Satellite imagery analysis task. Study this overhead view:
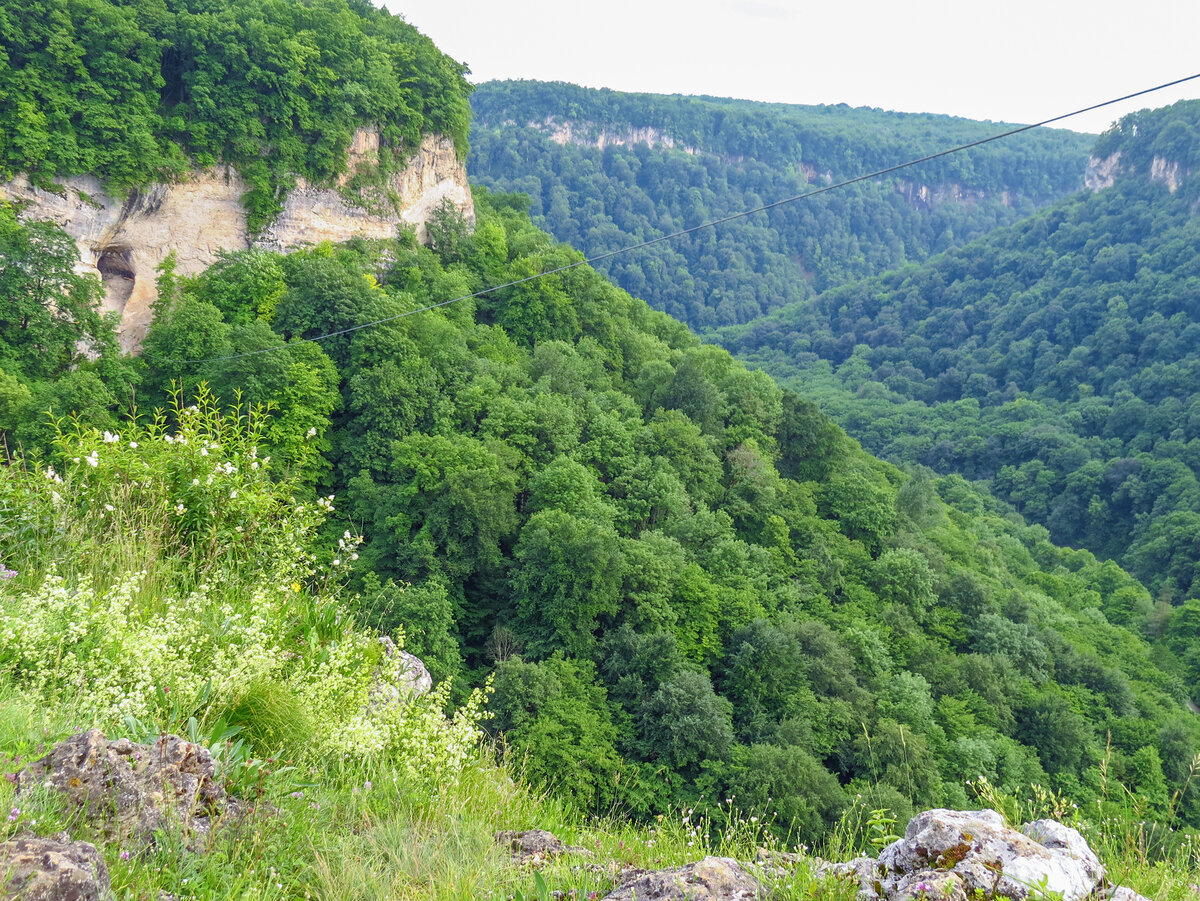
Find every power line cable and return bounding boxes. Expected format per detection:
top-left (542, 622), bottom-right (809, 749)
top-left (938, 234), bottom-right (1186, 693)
top-left (150, 72), bottom-right (1200, 366)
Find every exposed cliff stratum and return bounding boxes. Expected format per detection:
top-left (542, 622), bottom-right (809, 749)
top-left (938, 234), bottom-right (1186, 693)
top-left (1, 132), bottom-right (473, 351)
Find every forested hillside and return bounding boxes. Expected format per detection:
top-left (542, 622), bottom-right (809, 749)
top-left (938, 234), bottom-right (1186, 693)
top-left (6, 181), bottom-right (1199, 836)
top-left (0, 0), bottom-right (470, 228)
top-left (468, 80), bottom-right (1092, 328)
top-left (721, 100), bottom-right (1200, 665)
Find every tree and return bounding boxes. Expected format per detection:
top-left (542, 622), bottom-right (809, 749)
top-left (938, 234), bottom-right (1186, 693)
top-left (511, 509), bottom-right (625, 657)
top-left (0, 206), bottom-right (108, 380)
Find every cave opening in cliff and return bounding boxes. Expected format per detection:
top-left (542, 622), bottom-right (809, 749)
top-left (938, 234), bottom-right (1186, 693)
top-left (96, 247), bottom-right (136, 312)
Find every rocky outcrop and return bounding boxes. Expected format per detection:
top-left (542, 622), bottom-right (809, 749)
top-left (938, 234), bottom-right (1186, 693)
top-left (893, 179), bottom-right (1001, 210)
top-left (603, 856), bottom-right (762, 901)
top-left (875, 809), bottom-right (1103, 901)
top-left (0, 132), bottom-right (473, 351)
top-left (1085, 152), bottom-right (1122, 191)
top-left (16, 730), bottom-right (237, 848)
top-left (0, 834), bottom-right (112, 901)
top-left (539, 119), bottom-right (700, 156)
top-left (494, 829), bottom-right (590, 865)
top-left (1085, 150), bottom-right (1191, 194)
top-left (615, 809), bottom-right (1149, 901)
top-left (371, 638), bottom-right (433, 704)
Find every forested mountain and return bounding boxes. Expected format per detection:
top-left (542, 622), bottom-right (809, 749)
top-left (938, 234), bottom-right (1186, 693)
top-left (3, 3), bottom-right (1200, 849)
top-left (721, 100), bottom-right (1200, 656)
top-left (468, 80), bottom-right (1092, 328)
top-left (0, 0), bottom-right (470, 229)
top-left (7, 182), bottom-right (1199, 836)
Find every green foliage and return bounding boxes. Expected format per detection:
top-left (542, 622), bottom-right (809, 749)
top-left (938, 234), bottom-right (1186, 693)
top-left (468, 80), bottom-right (1091, 328)
top-left (719, 105), bottom-right (1200, 609)
top-left (0, 0), bottom-right (471, 228)
top-left (15, 177), bottom-right (1200, 844)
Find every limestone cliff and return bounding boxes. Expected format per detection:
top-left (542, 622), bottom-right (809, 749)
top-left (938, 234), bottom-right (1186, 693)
top-left (0, 132), bottom-right (473, 351)
top-left (1085, 150), bottom-right (1192, 194)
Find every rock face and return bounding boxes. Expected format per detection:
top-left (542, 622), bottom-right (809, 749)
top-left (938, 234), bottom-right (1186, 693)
top-left (0, 132), bottom-right (473, 351)
top-left (871, 809), bottom-right (1104, 901)
top-left (0, 834), bottom-right (112, 901)
top-left (494, 829), bottom-right (588, 865)
top-left (16, 730), bottom-right (235, 848)
top-left (603, 857), bottom-right (762, 901)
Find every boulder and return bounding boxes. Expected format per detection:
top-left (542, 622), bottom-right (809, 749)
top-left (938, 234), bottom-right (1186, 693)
top-left (16, 730), bottom-right (235, 848)
top-left (602, 856), bottom-right (763, 901)
top-left (876, 809), bottom-right (1103, 901)
top-left (372, 637), bottom-right (433, 705)
top-left (494, 829), bottom-right (590, 865)
top-left (0, 834), bottom-right (111, 901)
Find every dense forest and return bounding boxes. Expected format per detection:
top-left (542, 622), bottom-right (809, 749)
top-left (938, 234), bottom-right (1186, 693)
top-left (5, 184), bottom-right (1200, 837)
top-left (721, 101), bottom-right (1200, 624)
top-left (468, 80), bottom-right (1092, 328)
top-left (0, 0), bottom-right (471, 229)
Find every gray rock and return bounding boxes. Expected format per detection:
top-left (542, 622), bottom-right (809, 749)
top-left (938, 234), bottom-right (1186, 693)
top-left (372, 637), bottom-right (433, 704)
top-left (1105, 887), bottom-right (1152, 901)
top-left (877, 809), bottom-right (1104, 901)
top-left (494, 829), bottom-right (590, 864)
top-left (0, 834), bottom-right (111, 901)
top-left (602, 856), bottom-right (764, 901)
top-left (811, 856), bottom-right (882, 901)
top-left (16, 730), bottom-right (235, 848)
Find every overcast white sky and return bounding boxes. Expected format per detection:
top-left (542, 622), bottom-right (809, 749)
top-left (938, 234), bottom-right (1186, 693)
top-left (382, 0), bottom-right (1200, 135)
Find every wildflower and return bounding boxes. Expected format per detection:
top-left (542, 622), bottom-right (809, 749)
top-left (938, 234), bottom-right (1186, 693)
top-left (192, 478), bottom-right (200, 486)
top-left (104, 504), bottom-right (115, 512)
top-left (0, 569), bottom-right (16, 580)
top-left (128, 441), bottom-right (138, 449)
top-left (363, 781), bottom-right (372, 791)
top-left (230, 490), bottom-right (238, 499)
top-left (306, 427), bottom-right (318, 439)
top-left (6, 808), bottom-right (18, 822)
top-left (103, 431), bottom-right (119, 444)
top-left (912, 882), bottom-right (932, 896)
top-left (120, 850), bottom-right (131, 861)
top-left (85, 451), bottom-right (99, 468)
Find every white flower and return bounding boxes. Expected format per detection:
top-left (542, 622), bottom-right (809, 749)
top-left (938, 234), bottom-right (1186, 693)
top-left (104, 504), bottom-right (115, 512)
top-left (192, 478), bottom-right (200, 486)
top-left (103, 431), bottom-right (119, 444)
top-left (85, 452), bottom-right (99, 468)
top-left (200, 448), bottom-right (209, 457)
top-left (128, 441), bottom-right (138, 449)
top-left (306, 427), bottom-right (318, 439)
top-left (229, 490), bottom-right (238, 499)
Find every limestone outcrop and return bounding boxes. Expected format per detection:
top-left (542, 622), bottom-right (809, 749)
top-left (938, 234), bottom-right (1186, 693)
top-left (0, 834), bottom-right (112, 901)
top-left (16, 730), bottom-right (237, 848)
top-left (0, 132), bottom-right (473, 351)
top-left (602, 856), bottom-right (763, 901)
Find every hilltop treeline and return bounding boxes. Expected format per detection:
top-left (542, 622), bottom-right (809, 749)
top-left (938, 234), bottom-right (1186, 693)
top-left (0, 0), bottom-right (471, 228)
top-left (6, 187), bottom-right (1198, 836)
top-left (468, 80), bottom-right (1091, 328)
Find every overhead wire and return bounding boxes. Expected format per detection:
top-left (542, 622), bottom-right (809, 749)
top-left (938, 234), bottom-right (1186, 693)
top-left (149, 72), bottom-right (1200, 367)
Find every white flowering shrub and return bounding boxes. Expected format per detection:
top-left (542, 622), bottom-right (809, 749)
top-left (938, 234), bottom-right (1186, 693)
top-left (0, 386), bottom-right (488, 788)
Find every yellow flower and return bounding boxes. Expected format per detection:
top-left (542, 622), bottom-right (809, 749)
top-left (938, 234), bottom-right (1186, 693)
top-left (291, 582), bottom-right (302, 593)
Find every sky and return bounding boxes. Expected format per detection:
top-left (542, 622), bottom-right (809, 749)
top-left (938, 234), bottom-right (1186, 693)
top-left (382, 0), bottom-right (1200, 135)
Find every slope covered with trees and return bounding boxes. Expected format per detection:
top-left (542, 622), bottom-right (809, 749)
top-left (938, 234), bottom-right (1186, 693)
top-left (6, 181), bottom-right (1199, 837)
top-left (467, 80), bottom-right (1092, 328)
top-left (721, 100), bottom-right (1200, 666)
top-left (0, 0), bottom-right (471, 228)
